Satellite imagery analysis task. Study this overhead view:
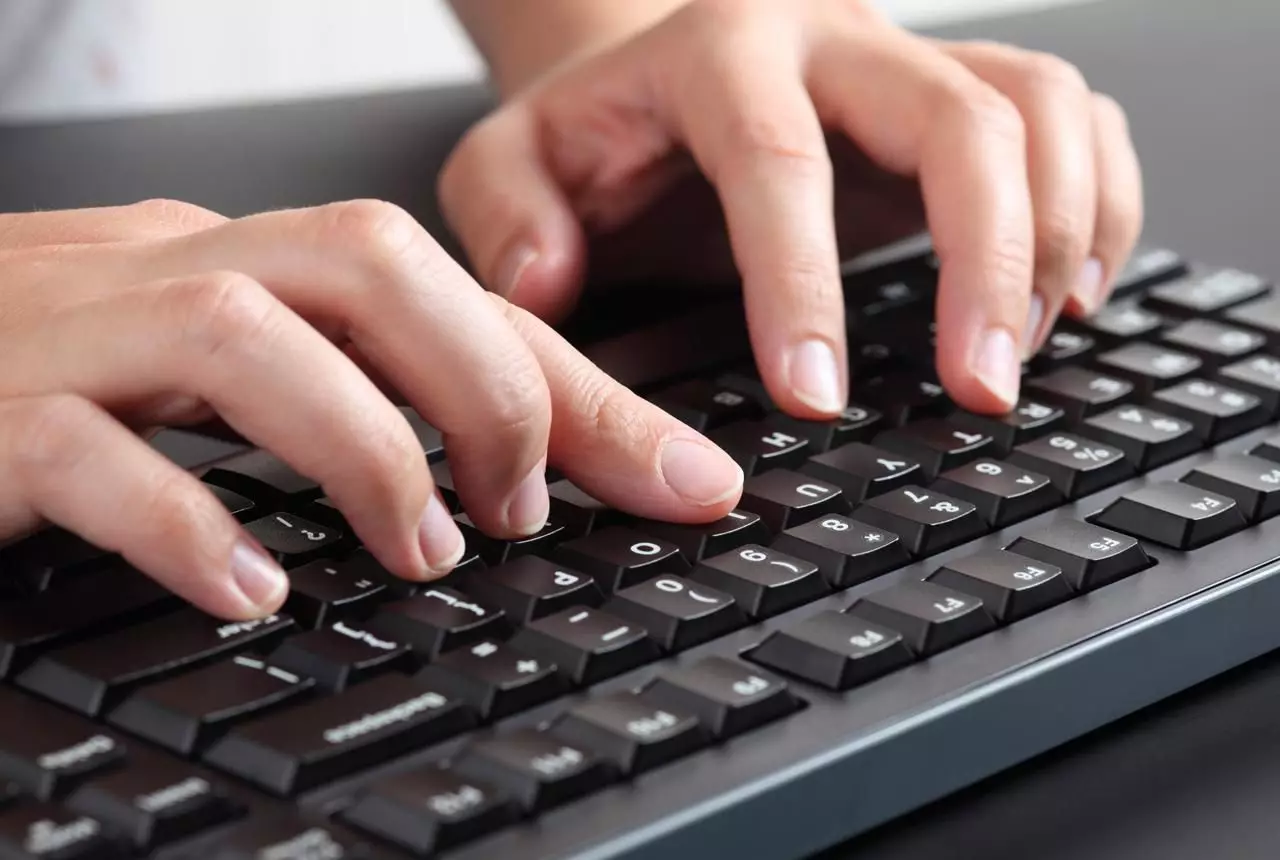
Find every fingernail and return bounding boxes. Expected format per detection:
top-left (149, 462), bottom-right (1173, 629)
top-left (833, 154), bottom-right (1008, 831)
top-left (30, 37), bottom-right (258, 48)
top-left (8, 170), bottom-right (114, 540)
top-left (971, 326), bottom-right (1021, 410)
top-left (418, 492), bottom-right (465, 576)
top-left (496, 243), bottom-right (538, 298)
top-left (1072, 257), bottom-right (1106, 315)
top-left (660, 437), bottom-right (745, 507)
top-left (230, 539), bottom-right (288, 613)
top-left (505, 459), bottom-right (549, 536)
top-left (787, 338), bottom-right (845, 414)
top-left (1022, 292), bottom-right (1046, 360)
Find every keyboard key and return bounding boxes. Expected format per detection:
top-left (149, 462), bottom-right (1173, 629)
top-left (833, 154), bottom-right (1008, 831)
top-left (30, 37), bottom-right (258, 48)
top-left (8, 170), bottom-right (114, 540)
top-left (927, 551), bottom-right (1072, 624)
top-left (1033, 330), bottom-right (1096, 371)
top-left (798, 443), bottom-right (923, 504)
top-left (748, 610), bottom-right (913, 690)
top-left (1095, 343), bottom-right (1202, 397)
top-left (201, 449), bottom-right (319, 503)
top-left (605, 576), bottom-right (745, 651)
top-left (710, 421), bottom-right (811, 475)
top-left (1083, 406), bottom-right (1201, 470)
top-left (0, 688), bottom-right (126, 799)
top-left (630, 510), bottom-right (771, 563)
top-left (18, 609), bottom-right (295, 716)
top-left (1225, 294), bottom-right (1280, 340)
top-left (285, 559), bottom-right (387, 630)
top-left (1091, 484), bottom-right (1246, 550)
top-left (510, 607), bottom-right (660, 685)
top-left (416, 638), bottom-right (565, 720)
top-left (398, 406), bottom-right (446, 463)
top-left (651, 379), bottom-right (765, 432)
top-left (771, 515), bottom-right (911, 587)
top-left (547, 480), bottom-right (619, 538)
top-left (204, 673), bottom-right (475, 795)
top-left (243, 514), bottom-right (343, 568)
top-left (873, 419), bottom-right (995, 479)
top-left (854, 487), bottom-right (986, 556)
top-left (860, 372), bottom-right (951, 426)
top-left (454, 729), bottom-right (617, 813)
top-left (365, 588), bottom-right (505, 660)
top-left (108, 656), bottom-right (314, 755)
top-left (1005, 522), bottom-right (1153, 591)
top-left (1114, 247), bottom-right (1189, 296)
top-left (849, 582), bottom-right (995, 657)
top-left (1161, 319), bottom-right (1266, 365)
top-left (931, 459), bottom-right (1061, 528)
top-left (1153, 378), bottom-right (1270, 442)
top-left (456, 514), bottom-right (568, 566)
top-left (1250, 435), bottom-right (1280, 463)
top-left (0, 804), bottom-right (119, 860)
top-left (341, 765), bottom-right (517, 856)
top-left (950, 399), bottom-right (1066, 456)
top-left (1217, 354), bottom-right (1280, 413)
top-left (0, 529), bottom-right (112, 595)
top-left (554, 528), bottom-right (690, 593)
top-left (207, 484), bottom-right (257, 521)
top-left (464, 557), bottom-right (603, 625)
top-left (765, 403), bottom-right (885, 453)
top-left (1075, 302), bottom-right (1164, 342)
top-left (552, 692), bottom-right (709, 776)
top-left (213, 818), bottom-right (370, 860)
top-left (1024, 367), bottom-right (1134, 422)
top-left (641, 658), bottom-right (799, 739)
top-left (68, 757), bottom-right (239, 850)
top-left (149, 427), bottom-right (248, 470)
top-left (1183, 455), bottom-right (1280, 522)
top-left (270, 622), bottom-right (411, 693)
top-left (691, 545), bottom-right (828, 617)
top-left (1007, 433), bottom-right (1134, 499)
top-left (1148, 268), bottom-right (1268, 315)
top-left (738, 469), bottom-right (849, 532)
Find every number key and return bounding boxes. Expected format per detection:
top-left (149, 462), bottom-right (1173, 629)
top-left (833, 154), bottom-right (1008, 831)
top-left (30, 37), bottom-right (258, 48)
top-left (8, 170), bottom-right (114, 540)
top-left (853, 487), bottom-right (986, 557)
top-left (1083, 406), bottom-right (1201, 470)
top-left (1007, 433), bottom-right (1134, 499)
top-left (605, 577), bottom-right (746, 651)
top-left (509, 607), bottom-right (660, 686)
top-left (931, 459), bottom-right (1061, 527)
top-left (770, 516), bottom-right (911, 588)
top-left (690, 545), bottom-right (829, 617)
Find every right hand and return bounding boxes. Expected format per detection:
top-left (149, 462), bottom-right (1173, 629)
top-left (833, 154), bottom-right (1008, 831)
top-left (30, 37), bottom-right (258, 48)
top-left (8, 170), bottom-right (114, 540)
top-left (0, 199), bottom-right (744, 620)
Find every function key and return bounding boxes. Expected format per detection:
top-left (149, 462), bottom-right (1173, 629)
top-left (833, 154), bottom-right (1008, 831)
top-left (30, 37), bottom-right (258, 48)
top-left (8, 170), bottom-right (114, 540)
top-left (690, 545), bottom-right (829, 618)
top-left (417, 639), bottom-right (566, 721)
top-left (1005, 522), bottom-right (1153, 591)
top-left (928, 551), bottom-right (1072, 624)
top-left (605, 576), bottom-right (745, 651)
top-left (201, 449), bottom-right (319, 505)
top-left (631, 510), bottom-right (771, 563)
top-left (771, 516), bottom-right (911, 588)
top-left (464, 557), bottom-right (602, 624)
top-left (285, 559), bottom-right (387, 630)
top-left (1113, 247), bottom-right (1189, 296)
top-left (213, 818), bottom-right (369, 860)
top-left (399, 406), bottom-right (447, 463)
top-left (1033, 329), bottom-right (1096, 371)
top-left (243, 514), bottom-right (342, 569)
top-left (1025, 366), bottom-right (1134, 423)
top-left (1225, 294), bottom-right (1280, 341)
top-left (1182, 455), bottom-right (1280, 522)
top-left (269, 623), bottom-right (411, 693)
top-left (849, 582), bottom-right (995, 656)
top-left (642, 658), bottom-right (800, 739)
top-left (1074, 302), bottom-right (1164, 342)
top-left (1007, 433), bottom-right (1134, 499)
top-left (748, 610), bottom-right (913, 690)
top-left (854, 487), bottom-right (987, 557)
top-left (454, 729), bottom-right (617, 813)
top-left (860, 372), bottom-right (952, 426)
top-left (547, 480), bottom-right (618, 538)
top-left (1090, 484), bottom-right (1245, 550)
top-left (0, 804), bottom-right (118, 860)
top-left (554, 528), bottom-right (690, 593)
top-left (454, 514), bottom-right (568, 566)
top-left (651, 379), bottom-right (764, 432)
top-left (873, 419), bottom-right (995, 479)
top-left (552, 693), bottom-right (709, 776)
top-left (510, 607), bottom-right (659, 685)
top-left (766, 403), bottom-right (885, 453)
top-left (1147, 268), bottom-right (1269, 315)
top-left (709, 422), bottom-right (811, 476)
top-left (951, 399), bottom-right (1066, 456)
top-left (1161, 319), bottom-right (1266, 365)
top-left (931, 459), bottom-right (1061, 528)
top-left (1083, 406), bottom-right (1201, 470)
top-left (738, 469), bottom-right (849, 532)
top-left (1152, 378), bottom-right (1269, 442)
top-left (365, 588), bottom-right (505, 660)
top-left (1217, 354), bottom-right (1280, 413)
top-left (1094, 343), bottom-right (1201, 397)
top-left (799, 442), bottom-right (923, 504)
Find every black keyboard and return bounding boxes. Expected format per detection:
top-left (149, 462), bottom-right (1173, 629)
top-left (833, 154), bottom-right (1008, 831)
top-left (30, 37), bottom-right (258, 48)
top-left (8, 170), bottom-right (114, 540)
top-left (4, 243), bottom-right (1280, 859)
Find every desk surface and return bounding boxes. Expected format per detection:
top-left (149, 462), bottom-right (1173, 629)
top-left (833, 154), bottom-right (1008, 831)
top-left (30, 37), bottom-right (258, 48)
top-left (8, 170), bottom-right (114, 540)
top-left (3, 0), bottom-right (1279, 857)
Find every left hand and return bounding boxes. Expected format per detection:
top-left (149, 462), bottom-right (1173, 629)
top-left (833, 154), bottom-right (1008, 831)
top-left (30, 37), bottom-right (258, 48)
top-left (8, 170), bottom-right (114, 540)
top-left (439, 0), bottom-right (1143, 418)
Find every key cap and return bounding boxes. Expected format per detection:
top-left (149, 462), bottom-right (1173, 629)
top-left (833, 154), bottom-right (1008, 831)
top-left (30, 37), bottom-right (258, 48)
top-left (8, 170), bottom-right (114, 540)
top-left (149, 427), bottom-right (248, 470)
top-left (453, 729), bottom-right (617, 813)
top-left (1005, 522), bottom-right (1153, 591)
top-left (454, 514), bottom-right (568, 566)
top-left (213, 818), bottom-right (370, 860)
top-left (710, 421), bottom-right (811, 475)
top-left (1075, 302), bottom-right (1164, 342)
top-left (630, 510), bottom-right (771, 563)
top-left (1114, 246), bottom-right (1189, 296)
top-left (798, 443), bottom-right (923, 504)
top-left (509, 607), bottom-right (660, 685)
top-left (1083, 406), bottom-right (1201, 470)
top-left (554, 528), bottom-right (690, 593)
top-left (641, 658), bottom-right (799, 739)
top-left (416, 639), bottom-right (565, 721)
top-left (398, 406), bottom-right (446, 463)
top-left (854, 487), bottom-right (986, 556)
top-left (950, 399), bottom-right (1066, 456)
top-left (1148, 268), bottom-right (1269, 315)
top-left (201, 449), bottom-right (319, 504)
top-left (1225, 293), bottom-right (1280, 340)
top-left (650, 379), bottom-right (764, 432)
top-left (1153, 378), bottom-right (1270, 442)
top-left (0, 804), bottom-right (120, 860)
top-left (1091, 484), bottom-right (1245, 549)
top-left (737, 469), bottom-right (849, 532)
top-left (108, 656), bottom-right (314, 756)
top-left (341, 766), bottom-right (516, 856)
top-left (771, 515), bottom-right (912, 587)
top-left (0, 688), bottom-right (126, 799)
top-left (765, 404), bottom-right (885, 453)
top-left (927, 551), bottom-right (1072, 624)
top-left (547, 481), bottom-right (619, 538)
top-left (552, 692), bottom-right (708, 776)
top-left (849, 582), bottom-right (995, 657)
top-left (204, 673), bottom-right (475, 795)
top-left (243, 514), bottom-right (343, 569)
top-left (747, 610), bottom-right (914, 690)
top-left (1161, 319), bottom-right (1266, 365)
top-left (1217, 354), bottom-right (1280, 414)
top-left (1095, 343), bottom-right (1202, 397)
top-left (464, 557), bottom-right (602, 625)
top-left (18, 609), bottom-right (295, 716)
top-left (930, 459), bottom-right (1061, 528)
top-left (270, 622), bottom-right (411, 693)
top-left (1032, 330), bottom-right (1096, 371)
top-left (690, 545), bottom-right (828, 617)
top-left (860, 372), bottom-right (951, 426)
top-left (1024, 366), bottom-right (1134, 423)
top-left (873, 420), bottom-right (995, 479)
top-left (1007, 433), bottom-right (1134, 499)
top-left (1183, 455), bottom-right (1280, 522)
top-left (285, 559), bottom-right (387, 630)
top-left (605, 576), bottom-right (745, 651)
top-left (68, 757), bottom-right (239, 850)
top-left (365, 588), bottom-right (505, 660)
top-left (0, 529), bottom-right (112, 595)
top-left (207, 484), bottom-right (257, 521)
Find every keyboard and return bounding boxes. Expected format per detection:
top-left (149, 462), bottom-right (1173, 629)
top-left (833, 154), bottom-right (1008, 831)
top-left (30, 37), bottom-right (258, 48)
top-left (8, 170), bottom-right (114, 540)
top-left (3, 243), bottom-right (1280, 860)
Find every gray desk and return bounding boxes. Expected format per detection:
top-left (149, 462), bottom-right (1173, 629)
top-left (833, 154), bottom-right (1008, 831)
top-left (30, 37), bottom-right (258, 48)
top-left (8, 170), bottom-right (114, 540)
top-left (2, 0), bottom-right (1278, 857)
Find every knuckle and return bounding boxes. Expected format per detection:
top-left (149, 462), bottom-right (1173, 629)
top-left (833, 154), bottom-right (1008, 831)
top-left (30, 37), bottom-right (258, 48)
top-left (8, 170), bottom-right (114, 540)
top-left (1036, 210), bottom-right (1090, 277)
top-left (1019, 51), bottom-right (1089, 98)
top-left (985, 234), bottom-right (1037, 299)
top-left (141, 470), bottom-right (228, 551)
top-left (127, 198), bottom-right (226, 231)
top-left (7, 394), bottom-right (99, 479)
top-left (315, 199), bottom-right (430, 266)
top-left (163, 272), bottom-right (279, 364)
top-left (723, 115), bottom-right (831, 179)
top-left (346, 422), bottom-right (427, 510)
top-left (570, 369), bottom-right (655, 453)
top-left (485, 360), bottom-right (552, 441)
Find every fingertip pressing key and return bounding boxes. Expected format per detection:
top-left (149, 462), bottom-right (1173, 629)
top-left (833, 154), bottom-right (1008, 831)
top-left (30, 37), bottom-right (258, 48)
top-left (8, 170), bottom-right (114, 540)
top-left (787, 339), bottom-right (847, 416)
top-left (660, 437), bottom-right (745, 508)
top-left (229, 538), bottom-right (289, 616)
top-left (971, 326), bottom-right (1022, 412)
top-left (419, 492), bottom-right (467, 577)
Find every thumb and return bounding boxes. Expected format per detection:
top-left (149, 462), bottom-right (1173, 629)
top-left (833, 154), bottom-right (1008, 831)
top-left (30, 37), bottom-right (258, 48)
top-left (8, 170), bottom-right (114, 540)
top-left (438, 107), bottom-right (588, 323)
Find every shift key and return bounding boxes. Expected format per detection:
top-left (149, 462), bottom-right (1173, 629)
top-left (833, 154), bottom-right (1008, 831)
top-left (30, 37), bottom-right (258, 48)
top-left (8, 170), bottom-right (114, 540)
top-left (17, 608), bottom-right (295, 716)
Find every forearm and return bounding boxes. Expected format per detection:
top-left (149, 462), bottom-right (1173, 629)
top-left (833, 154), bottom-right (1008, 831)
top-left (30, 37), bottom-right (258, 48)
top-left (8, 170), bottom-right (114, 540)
top-left (449, 0), bottom-right (690, 96)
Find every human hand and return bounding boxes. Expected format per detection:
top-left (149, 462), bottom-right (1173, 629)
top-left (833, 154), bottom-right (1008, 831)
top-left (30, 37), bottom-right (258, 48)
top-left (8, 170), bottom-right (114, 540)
top-left (440, 0), bottom-right (1143, 417)
top-left (0, 200), bottom-right (743, 619)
